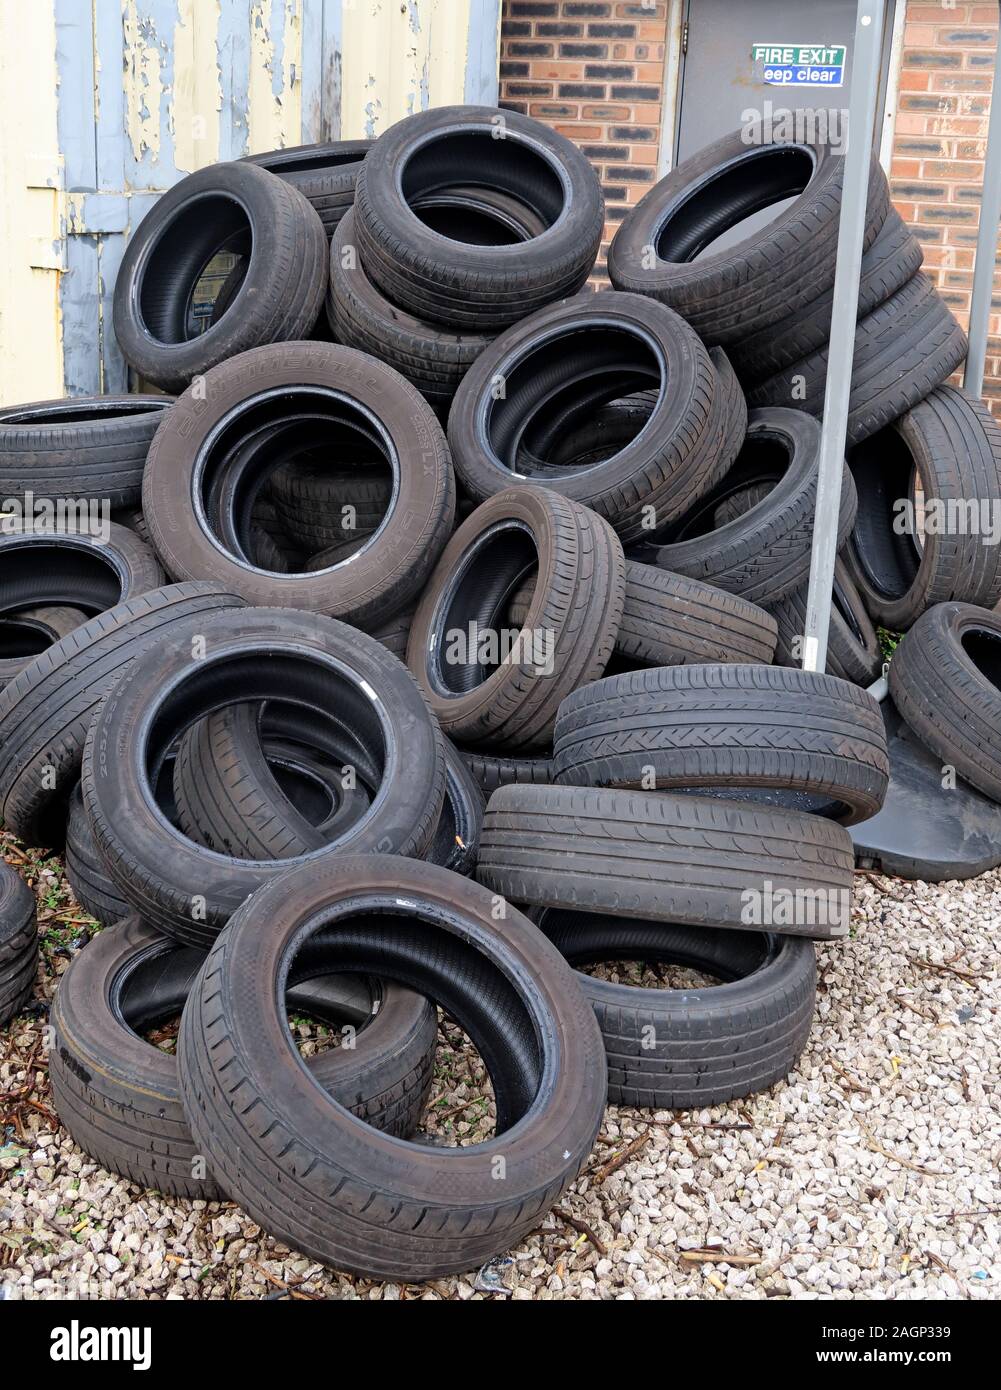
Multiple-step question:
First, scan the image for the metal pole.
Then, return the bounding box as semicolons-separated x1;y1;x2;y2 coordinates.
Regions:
801;0;887;674
963;19;1001;399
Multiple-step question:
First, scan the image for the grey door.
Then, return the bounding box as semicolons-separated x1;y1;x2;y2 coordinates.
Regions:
675;0;897;165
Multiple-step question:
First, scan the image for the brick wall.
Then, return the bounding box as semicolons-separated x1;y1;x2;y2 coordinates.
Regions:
889;2;1000;416
498;1;672;272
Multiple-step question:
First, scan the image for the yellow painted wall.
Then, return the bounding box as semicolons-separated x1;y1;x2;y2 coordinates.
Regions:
341;0;474;139
0;0;63;406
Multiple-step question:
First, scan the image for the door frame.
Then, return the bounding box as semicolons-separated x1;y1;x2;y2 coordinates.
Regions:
658;0;905;177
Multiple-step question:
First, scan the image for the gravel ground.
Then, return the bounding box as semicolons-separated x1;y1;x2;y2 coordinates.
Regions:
1;835;998;1302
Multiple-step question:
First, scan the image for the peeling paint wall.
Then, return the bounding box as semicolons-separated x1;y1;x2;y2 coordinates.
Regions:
0;0;500;401
0;0;64;406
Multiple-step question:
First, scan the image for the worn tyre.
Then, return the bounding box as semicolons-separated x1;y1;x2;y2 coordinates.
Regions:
888;601;1001;803
770;558;883;687
243;139;373;235
608;129;889;346
844;385;1001;628
0;584;243;847
178;856;606;1280
747;272;968;446
0;396;173;508
142;342;455;626
448;291;739;541
354;106;603;329
84;608;446;944
632;408;856;604
0;605;88;687
50;916;436;1198
460;749;553;795
65;781;131;925
0;860;36;1027
407;486;625;750
113;162;328;393
535;909;816;1109
328;210;493;411
728;208;924;385
0;520;163;617
477;783;855;939
552;664;889;824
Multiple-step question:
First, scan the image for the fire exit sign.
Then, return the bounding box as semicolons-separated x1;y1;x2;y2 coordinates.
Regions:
752;42;846;87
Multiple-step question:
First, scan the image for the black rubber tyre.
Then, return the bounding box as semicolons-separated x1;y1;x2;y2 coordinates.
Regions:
0;396;173;507
728;208;924;386
608;129;889;346
366;600;416;661
407;486;625;750
460;750;553;795
172;700;382;862
142;342;455;626
65;781;131;925
844;385;1001;629
0;860;37;1027
0;584;243;847
513;560;778;668
354;105;603;329
50;916;436;1199
270;461;393;552
746;272;968;447
534;909;816;1109
631;408;857;605
328;210;493;411
113;162;328;393
447;291;739;541
83;608;446;944
0;605;88;687
888;601;1001;803
551;664;889;825
242;139;373;236
477;783;855;940
0;520;163;616
113;507;151;545
769;558;883;688
177;856;606;1280
427;741;486;877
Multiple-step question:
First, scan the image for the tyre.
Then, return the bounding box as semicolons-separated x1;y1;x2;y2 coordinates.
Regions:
178;856;606;1280
769;558;883;687
328;210;492;411
631;408;857;605
888;601;1001;803
270;460;393;552
844;385;1001;629
0;520;163;616
0;396;173;508
83;608;446;944
0;860;36;1027
608;129;889;346
354;105;603;329
551;664;889;825
534;909;816;1109
366;600;416;661
460;749;553;795
746;272;968;447
0;584;242;847
243;139;373;236
142;342;455;626
171;700;381;861
113;162;328;393
65;781;131;925
0;605;87;687
50;916;436;1198
426;741;485;877
407;486;625;750
477;783;855;939
447;291;738;541
513;560;778;668
728;208;924;385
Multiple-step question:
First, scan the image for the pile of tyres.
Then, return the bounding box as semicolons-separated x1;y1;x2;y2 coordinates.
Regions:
1;106;1000;1284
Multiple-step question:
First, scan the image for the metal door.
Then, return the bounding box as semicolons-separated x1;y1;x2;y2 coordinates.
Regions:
675;0;898;165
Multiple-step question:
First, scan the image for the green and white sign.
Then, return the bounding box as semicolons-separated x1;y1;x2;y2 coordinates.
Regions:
752;42;846;87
